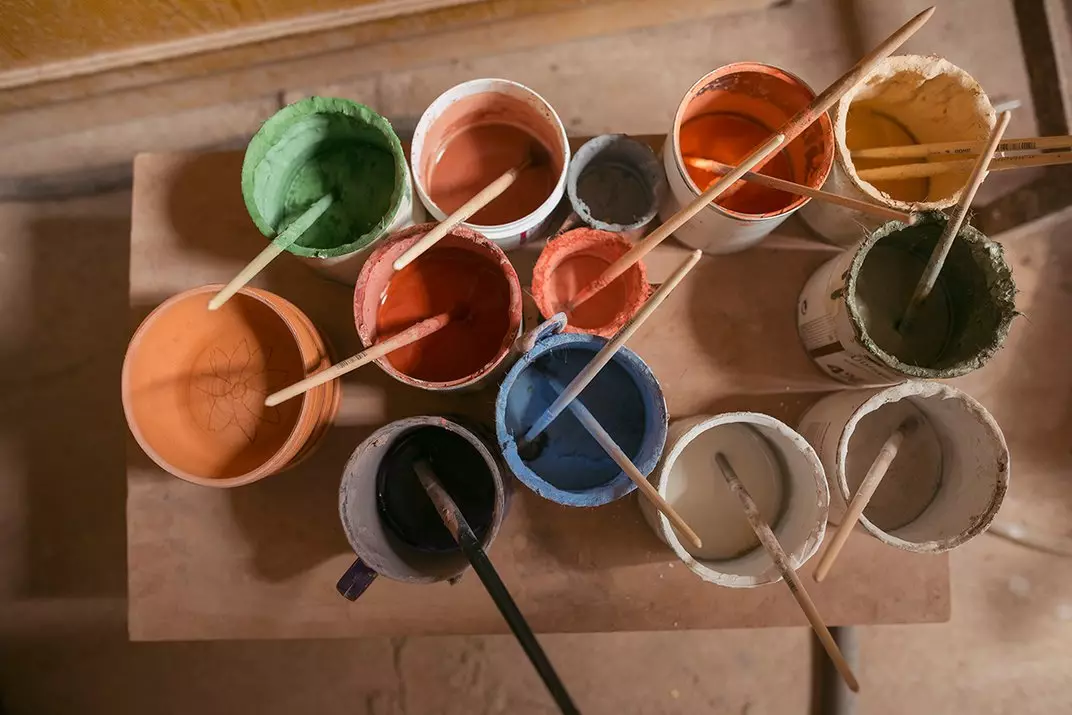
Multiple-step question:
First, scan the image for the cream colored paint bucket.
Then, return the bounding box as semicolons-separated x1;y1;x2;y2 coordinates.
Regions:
641;413;828;588
798;381;1009;553
799;55;996;246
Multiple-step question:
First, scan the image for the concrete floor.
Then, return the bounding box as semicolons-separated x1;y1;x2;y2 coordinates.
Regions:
3;0;1072;712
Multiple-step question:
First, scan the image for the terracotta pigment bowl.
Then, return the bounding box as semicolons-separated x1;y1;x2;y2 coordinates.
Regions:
532;228;649;337
122;285;338;487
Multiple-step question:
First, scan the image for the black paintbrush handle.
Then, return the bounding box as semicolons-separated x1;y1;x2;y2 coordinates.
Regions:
455;530;580;715
414;462;580;715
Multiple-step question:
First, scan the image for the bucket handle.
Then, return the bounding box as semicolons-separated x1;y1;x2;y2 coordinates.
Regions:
337;558;378;601
513;313;567;355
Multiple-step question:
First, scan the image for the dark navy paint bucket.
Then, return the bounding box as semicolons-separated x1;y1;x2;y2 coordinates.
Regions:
495;317;668;507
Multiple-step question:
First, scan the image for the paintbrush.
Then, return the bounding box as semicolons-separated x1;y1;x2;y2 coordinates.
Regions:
522;249;702;445
850;133;1072;160
210;194;334;311
855;147;1069;181
898;111;1011;333
561;6;936;314
682;155;916;224
814;417;919;582
412;460;581;715
714;452;859;693
393;142;547;271
264;311;453;406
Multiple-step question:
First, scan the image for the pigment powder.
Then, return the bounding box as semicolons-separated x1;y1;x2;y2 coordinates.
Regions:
679;113;796;214
377;247;512;383
429;124;555;225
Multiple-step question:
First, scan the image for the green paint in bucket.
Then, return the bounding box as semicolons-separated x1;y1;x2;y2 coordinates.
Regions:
242;97;410;259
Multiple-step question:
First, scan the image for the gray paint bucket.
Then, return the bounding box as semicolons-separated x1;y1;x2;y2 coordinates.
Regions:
797;211;1016;385
566;134;665;239
336;416;508;600
798;381;1009;553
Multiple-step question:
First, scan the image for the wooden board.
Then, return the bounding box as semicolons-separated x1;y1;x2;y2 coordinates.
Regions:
0;0;775;142
126;150;950;641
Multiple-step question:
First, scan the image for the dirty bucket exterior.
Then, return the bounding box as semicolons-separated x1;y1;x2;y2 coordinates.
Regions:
495;317;668;508
410;78;570;250
660;63;834;254
337;415;509;598
797;382;1009;553
641;413;828;588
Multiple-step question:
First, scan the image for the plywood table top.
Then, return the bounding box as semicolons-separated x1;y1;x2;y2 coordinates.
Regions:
127;150;949;641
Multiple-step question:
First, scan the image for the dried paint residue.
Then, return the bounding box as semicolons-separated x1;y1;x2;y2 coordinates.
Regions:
680;113;796;214
377;247;512;382
430;123;556;226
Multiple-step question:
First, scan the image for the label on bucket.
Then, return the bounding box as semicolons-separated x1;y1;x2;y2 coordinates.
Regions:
797;254;902;386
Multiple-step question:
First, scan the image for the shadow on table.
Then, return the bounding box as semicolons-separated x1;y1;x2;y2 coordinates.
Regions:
0;200;132;600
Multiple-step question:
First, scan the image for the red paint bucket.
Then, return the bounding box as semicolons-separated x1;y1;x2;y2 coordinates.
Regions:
531;228;650;338
354;222;523;391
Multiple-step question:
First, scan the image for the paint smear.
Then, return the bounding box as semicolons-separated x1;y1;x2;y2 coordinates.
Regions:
429;123;555;225
680;113;796;214
377;247;511;382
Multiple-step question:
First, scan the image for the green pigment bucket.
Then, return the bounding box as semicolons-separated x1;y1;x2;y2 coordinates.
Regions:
242;97;412;261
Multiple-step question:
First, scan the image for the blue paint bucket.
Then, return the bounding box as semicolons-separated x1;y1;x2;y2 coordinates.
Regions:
495;317;668;507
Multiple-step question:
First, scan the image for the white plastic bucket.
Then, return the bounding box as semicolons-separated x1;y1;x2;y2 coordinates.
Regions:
410;78;570;251
797;381;1009;553
641;413;828;588
660;63;833;254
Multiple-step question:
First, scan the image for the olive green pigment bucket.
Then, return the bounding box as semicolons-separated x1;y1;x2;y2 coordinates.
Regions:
242;97;420;283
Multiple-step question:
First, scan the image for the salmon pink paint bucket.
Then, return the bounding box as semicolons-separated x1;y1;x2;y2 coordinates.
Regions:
353;222;523;391
410;78;570;251
531;228;650;338
798;381;1009;553
661;63;834;254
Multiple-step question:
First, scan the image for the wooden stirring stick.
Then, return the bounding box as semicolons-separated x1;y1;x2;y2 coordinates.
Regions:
393;153;536;271
857;146;1067;182
413;462;580;715
522;250;702;445
899;111;1012;333
851;134;1072;160
683;156;916;224
714;453;859;693
209;194;334;311
814;417;919;582
264;312;451;406
547;378;703;550
563;6;936;314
